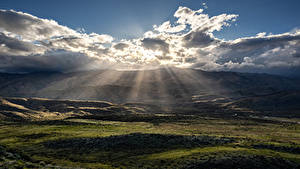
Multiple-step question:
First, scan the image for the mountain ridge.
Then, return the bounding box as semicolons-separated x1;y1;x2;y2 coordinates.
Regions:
0;67;300;117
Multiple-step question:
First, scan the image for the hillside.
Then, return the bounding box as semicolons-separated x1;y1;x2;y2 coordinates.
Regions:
0;68;300;117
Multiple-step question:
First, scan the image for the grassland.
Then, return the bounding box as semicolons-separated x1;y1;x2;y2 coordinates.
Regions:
0;113;300;168
0;97;299;168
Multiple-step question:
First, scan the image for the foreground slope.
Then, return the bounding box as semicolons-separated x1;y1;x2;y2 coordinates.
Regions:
0;98;299;168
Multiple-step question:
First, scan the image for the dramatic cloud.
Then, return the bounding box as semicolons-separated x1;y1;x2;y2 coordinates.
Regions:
0;7;299;76
183;31;217;47
141;38;170;55
213;32;300;75
0;32;44;55
0;9;77;41
0;50;98;73
0;9;114;73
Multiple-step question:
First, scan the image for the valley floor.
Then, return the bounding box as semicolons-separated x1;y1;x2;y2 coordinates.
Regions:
0;97;300;168
0;114;300;168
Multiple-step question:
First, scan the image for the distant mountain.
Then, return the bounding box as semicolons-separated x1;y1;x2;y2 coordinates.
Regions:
0;67;300;117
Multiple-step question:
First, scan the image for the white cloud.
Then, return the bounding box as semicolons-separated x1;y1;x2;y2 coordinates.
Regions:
174;6;238;32
153;21;186;33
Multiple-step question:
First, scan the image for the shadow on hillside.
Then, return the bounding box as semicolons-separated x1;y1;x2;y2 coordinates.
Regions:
44;133;235;151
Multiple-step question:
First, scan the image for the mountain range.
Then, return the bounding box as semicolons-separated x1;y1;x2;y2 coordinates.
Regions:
1;67;300;117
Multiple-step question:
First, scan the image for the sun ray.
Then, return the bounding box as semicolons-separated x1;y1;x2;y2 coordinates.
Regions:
127;70;145;102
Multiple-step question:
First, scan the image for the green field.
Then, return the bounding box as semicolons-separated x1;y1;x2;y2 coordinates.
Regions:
1;113;300;169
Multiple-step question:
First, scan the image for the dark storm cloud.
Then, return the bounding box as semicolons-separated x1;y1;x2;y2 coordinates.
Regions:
141;38;170;54
0;32;36;52
183;30;218;48
113;43;129;50
221;33;300;51
0;50;97;73
294;53;300;58
184;57;198;63
216;33;300;64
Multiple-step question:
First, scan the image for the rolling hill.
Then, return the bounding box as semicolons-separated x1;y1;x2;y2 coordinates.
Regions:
0;67;300;118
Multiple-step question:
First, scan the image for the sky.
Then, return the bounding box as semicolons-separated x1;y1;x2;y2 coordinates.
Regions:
1;0;300;40
0;0;300;76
